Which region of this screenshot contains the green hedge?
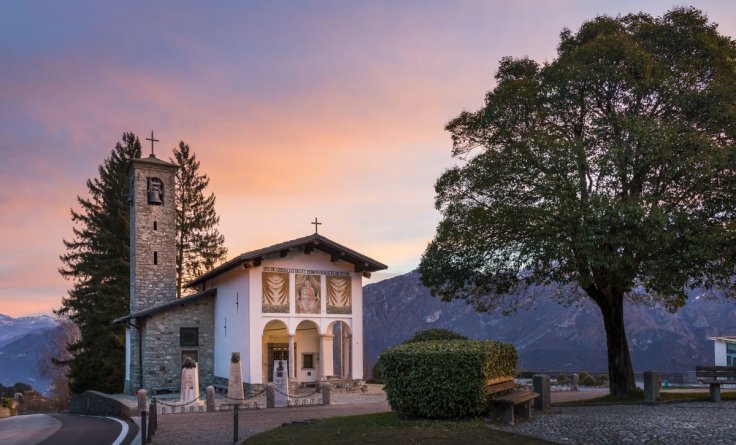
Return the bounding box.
[404,328,468,343]
[379,339,517,419]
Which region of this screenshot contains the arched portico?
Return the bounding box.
[327,320,352,379]
[262,319,289,383]
[294,320,320,383]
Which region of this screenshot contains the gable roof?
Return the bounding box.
[185,233,388,288]
[112,288,217,324]
[709,336,736,344]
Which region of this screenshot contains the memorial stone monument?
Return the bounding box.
[228,352,244,401]
[180,356,200,406]
[272,359,289,407]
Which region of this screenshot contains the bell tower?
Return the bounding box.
[128,151,179,312]
[125,137,179,393]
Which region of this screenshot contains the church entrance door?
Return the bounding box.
[267,343,289,382]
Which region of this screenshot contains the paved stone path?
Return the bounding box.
[150,385,390,444]
[152,399,390,444]
[501,401,736,444]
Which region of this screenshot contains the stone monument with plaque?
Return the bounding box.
[228,352,244,401]
[272,359,289,407]
[179,356,201,407]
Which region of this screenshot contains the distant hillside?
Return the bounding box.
[363,271,736,376]
[0,314,56,348]
[0,314,60,394]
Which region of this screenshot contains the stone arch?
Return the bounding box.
[262,319,289,383]
[327,320,352,379]
[294,320,321,383]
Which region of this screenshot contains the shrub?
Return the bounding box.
[380,339,517,419]
[516,371,536,379]
[598,374,609,383]
[581,375,597,386]
[556,374,568,384]
[404,328,468,344]
[578,370,592,380]
[370,359,383,384]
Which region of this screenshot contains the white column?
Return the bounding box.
[288,334,296,380]
[319,334,326,379]
[342,332,349,378]
[347,334,353,379]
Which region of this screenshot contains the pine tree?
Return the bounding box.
[173,142,227,296]
[57,132,141,393]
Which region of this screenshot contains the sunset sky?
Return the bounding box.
[2,1,736,317]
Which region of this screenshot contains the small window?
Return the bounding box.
[153,221,157,230]
[302,353,315,369]
[154,251,158,265]
[180,327,199,346]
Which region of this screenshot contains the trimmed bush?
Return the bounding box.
[380,339,517,419]
[370,359,384,384]
[578,370,593,381]
[404,328,468,344]
[581,375,597,386]
[556,374,568,384]
[597,374,609,384]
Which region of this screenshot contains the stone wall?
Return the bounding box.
[70,390,137,417]
[141,296,216,391]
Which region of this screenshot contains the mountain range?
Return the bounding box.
[0,314,59,393]
[363,271,736,376]
[5,270,736,392]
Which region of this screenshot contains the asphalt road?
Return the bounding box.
[42,414,133,445]
[0,413,135,445]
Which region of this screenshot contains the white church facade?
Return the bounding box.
[114,152,387,393]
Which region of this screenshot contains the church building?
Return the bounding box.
[114,151,387,394]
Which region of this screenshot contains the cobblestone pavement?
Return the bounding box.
[501,401,736,444]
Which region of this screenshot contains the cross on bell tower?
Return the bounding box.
[146,131,159,157]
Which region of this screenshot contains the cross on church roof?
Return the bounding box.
[311,217,322,234]
[146,130,159,157]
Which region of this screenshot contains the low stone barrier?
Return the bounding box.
[70,390,137,417]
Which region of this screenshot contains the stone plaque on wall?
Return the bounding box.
[327,276,351,314]
[295,274,321,314]
[262,272,289,313]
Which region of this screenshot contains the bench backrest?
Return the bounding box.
[485,378,515,396]
[696,365,736,379]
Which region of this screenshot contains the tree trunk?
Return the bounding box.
[598,295,637,396]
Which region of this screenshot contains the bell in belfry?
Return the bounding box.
[147,178,164,205]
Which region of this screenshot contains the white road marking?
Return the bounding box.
[107,417,129,445]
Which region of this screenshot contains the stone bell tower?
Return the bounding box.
[125,138,179,392]
[128,152,179,312]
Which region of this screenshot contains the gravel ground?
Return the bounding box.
[501,401,736,445]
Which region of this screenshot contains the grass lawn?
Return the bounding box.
[242,411,553,444]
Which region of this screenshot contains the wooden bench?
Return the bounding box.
[486,378,540,425]
[696,365,736,402]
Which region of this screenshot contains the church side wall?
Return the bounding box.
[141,297,215,391]
[715,341,727,366]
[212,268,250,383]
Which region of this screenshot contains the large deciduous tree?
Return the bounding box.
[419,8,736,395]
[57,133,141,393]
[172,142,227,296]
